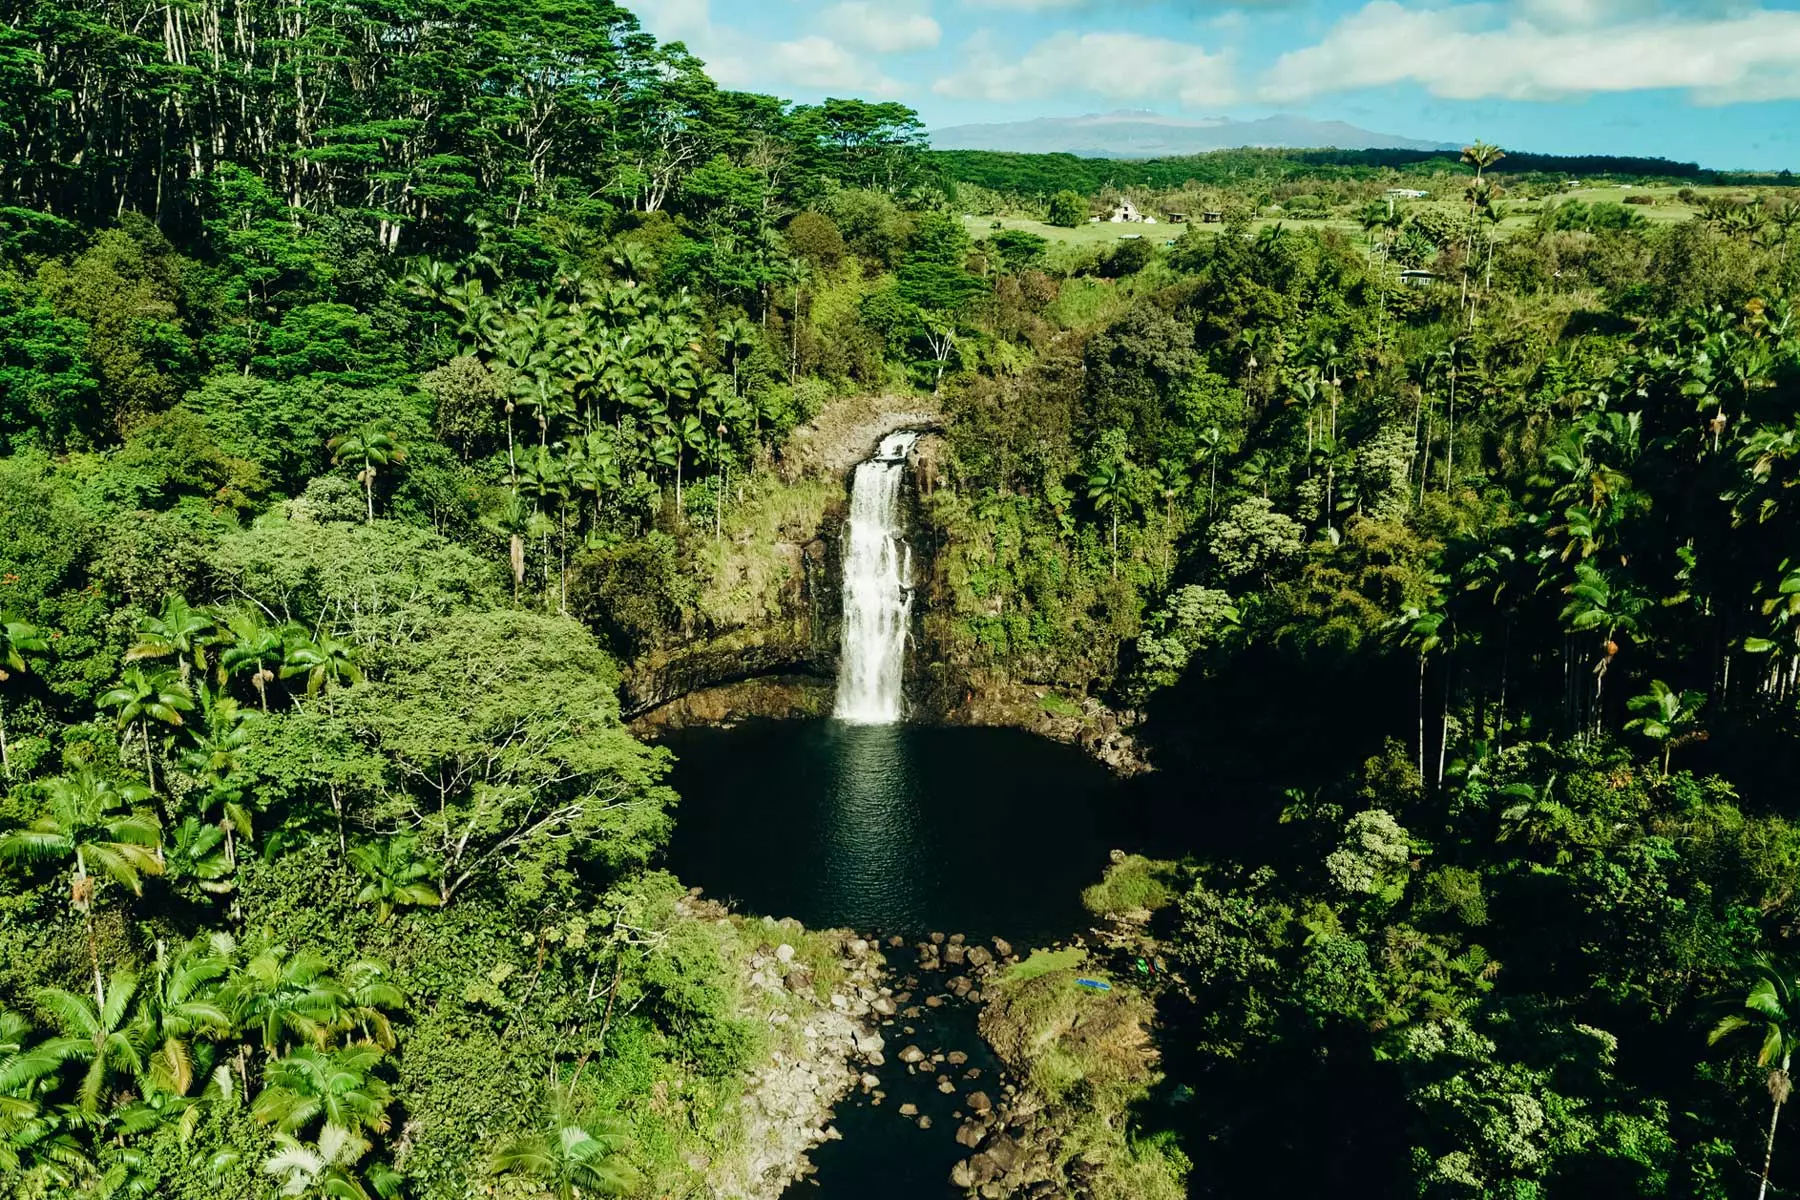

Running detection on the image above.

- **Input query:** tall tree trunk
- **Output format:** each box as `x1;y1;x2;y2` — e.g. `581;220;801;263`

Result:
76;848;104;1009
365;462;376;523
143;722;156;792
1759;1086;1786;1200
0;695;10;777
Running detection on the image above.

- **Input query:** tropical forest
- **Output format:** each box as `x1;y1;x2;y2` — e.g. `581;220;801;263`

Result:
3;2;1800;1199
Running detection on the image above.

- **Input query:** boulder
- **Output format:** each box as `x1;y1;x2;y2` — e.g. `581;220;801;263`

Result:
965;946;993;968
888;935;905;947
925;995;944;1008
967;1090;993;1113
854;1030;885;1056
860;1073;880;1090
947;1051;969;1066
985;1134;1022;1173
992;937;1014;958
898;1103;918;1117
937;1076;956;1094
872;996;897;1016
898;1045;926;1064
775;943;796;964
930;932;946;945
944;944;966;965
955;1122;987;1149
917;1114;933;1130
950;1161;976;1189
949;932;966;945
784;970;814;993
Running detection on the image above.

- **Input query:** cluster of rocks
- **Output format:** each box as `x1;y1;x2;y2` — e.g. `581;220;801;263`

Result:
687;903;894;1200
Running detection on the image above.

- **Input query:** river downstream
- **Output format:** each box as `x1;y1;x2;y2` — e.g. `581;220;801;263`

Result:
663;719;1152;1198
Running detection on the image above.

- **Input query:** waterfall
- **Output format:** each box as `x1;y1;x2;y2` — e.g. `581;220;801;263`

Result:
834;432;920;725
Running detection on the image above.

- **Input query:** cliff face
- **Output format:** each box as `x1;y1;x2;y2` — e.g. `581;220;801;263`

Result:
621;401;1146;772
624;398;940;726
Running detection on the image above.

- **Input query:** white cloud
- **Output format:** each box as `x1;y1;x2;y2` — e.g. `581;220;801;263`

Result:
770;35;908;95
935;30;1238;107
1260;1;1800;104
823;1;943;52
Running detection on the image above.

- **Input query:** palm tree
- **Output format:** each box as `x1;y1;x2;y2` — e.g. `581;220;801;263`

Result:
221;947;351;1059
348;837;441;924
1709;954;1800;1200
0;1006;63;1164
1390;597;1450;782
328;423;407;523
1086;459;1134;577
336;963;405;1052
0;771;163;1006
0;611;49;778
36;972;142;1114
1560;562;1649;736
263;1124;402;1200
219;610;285;711
97;666;193;793
124;596;215;685
279;628;363;706
252;1044;393;1137
1625;680;1706;777
1193;425;1227;516
133;938;231;1097
491;1086;640;1200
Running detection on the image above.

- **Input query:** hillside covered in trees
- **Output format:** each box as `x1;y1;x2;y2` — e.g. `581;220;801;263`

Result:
4;0;1800;1198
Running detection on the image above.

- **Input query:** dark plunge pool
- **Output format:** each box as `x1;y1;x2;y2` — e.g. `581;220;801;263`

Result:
661;719;1157;1200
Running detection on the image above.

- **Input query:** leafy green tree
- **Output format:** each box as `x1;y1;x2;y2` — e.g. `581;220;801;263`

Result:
0;610;48;777
1086;458;1135;576
1047;191;1088;228
1709;955;1800;1200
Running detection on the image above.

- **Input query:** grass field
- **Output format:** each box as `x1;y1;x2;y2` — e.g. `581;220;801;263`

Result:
961;182;1765;256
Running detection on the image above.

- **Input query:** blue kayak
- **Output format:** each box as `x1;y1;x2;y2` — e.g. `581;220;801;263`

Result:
1076;977;1112;992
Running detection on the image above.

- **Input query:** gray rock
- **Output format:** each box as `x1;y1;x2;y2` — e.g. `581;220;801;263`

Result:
944;944;966;965
968;1090;993;1113
955;1121;987;1148
898;1044;926;1064
992;937;1014;958
776;943;796;964
966;946;993;968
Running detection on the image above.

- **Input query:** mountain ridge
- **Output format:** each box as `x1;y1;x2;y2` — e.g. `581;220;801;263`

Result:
930;111;1459;158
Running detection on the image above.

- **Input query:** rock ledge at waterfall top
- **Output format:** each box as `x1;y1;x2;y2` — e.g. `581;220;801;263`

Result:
779;393;943;482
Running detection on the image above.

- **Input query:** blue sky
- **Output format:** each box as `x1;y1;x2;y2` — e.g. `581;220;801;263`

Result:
633;0;1800;169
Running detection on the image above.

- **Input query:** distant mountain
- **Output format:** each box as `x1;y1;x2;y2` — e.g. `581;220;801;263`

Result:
930;111;1457;158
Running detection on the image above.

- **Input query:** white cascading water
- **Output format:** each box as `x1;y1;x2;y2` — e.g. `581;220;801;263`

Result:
834;432;920;724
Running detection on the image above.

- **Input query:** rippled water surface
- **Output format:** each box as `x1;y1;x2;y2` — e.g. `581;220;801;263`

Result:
661;718;1155;1199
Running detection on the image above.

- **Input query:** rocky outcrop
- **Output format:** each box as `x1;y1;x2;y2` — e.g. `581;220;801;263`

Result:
685;898;892;1200
630;675;835;732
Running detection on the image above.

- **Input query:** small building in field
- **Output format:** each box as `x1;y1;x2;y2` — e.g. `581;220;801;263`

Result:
1109;200;1142;223
1167;212;1188;224
1400;269;1438;289
1200;211;1224;224
1386;188;1430;199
